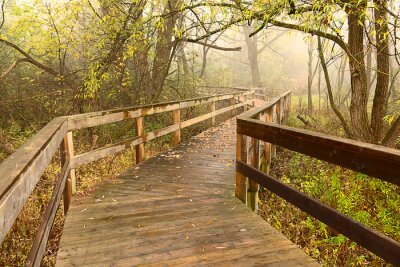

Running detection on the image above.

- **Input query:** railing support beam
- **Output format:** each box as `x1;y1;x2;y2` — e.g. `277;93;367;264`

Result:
235;133;247;203
172;109;181;146
135;117;144;164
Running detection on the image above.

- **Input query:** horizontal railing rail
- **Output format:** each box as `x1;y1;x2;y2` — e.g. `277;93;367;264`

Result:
0;87;256;267
235;91;400;265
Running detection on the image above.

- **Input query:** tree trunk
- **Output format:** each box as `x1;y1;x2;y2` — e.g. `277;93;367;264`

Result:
243;26;262;87
347;9;372;141
150;0;181;100
371;0;390;143
307;39;314;112
318;63;321;110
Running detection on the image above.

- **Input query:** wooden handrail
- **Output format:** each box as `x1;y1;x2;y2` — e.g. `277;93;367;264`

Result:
0;87;256;266
235;91;400;265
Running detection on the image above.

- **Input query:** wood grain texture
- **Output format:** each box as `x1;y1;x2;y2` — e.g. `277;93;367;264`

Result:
67;92;248;131
237;118;400;186
0;117;67;243
56;119;318;267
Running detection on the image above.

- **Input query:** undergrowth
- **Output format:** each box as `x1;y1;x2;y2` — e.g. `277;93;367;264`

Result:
258;112;399;266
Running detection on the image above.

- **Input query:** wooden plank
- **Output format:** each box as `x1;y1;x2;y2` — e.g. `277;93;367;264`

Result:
236;160;400;266
143;124;179;142
67;109;142;131
72;124;179;168
179;94;238;109
26;162;70;267
172;109;181;146
67;92;248;131
72;137;141;168
237;118;400;185
181;102;248;129
0;117;67;244
238;95;282;119
56;117;317;267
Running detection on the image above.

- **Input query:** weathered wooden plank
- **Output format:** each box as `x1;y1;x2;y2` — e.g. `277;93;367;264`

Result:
56;117;316;267
0;117;67;244
181;102;247;129
236;160;400;266
72;124;180;168
179;94;237;109
143;124;179;143
72;137;141;168
67;92;248;131
26;162;70;267
67;109;143;131
237;118;400;185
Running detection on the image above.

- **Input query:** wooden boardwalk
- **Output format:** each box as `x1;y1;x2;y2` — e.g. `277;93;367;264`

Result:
56;118;319;266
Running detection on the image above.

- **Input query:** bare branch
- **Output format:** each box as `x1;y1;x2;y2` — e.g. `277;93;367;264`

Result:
0;38;60;77
0;58;29;80
259;17;350;56
182;38;241;51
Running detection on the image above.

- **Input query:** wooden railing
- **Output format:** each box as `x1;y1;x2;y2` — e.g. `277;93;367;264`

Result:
235;91;400;265
0;88;255;266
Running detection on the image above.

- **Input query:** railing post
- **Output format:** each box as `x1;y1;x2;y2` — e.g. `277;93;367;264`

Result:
248;134;260;211
210;101;216;127
235;133;247;204
276;98;282;125
263;108;273;174
172;109;181;146
65;132;76;195
61;135;72;215
243;94;248;111
135;117;144;164
271;104;277;158
230;97;235;117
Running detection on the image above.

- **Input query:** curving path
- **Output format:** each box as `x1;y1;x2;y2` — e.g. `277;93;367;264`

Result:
56;118;319;266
